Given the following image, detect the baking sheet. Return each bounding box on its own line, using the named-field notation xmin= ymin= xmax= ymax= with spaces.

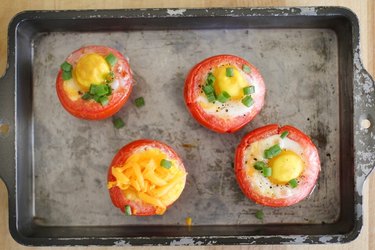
xmin=32 ymin=28 xmax=339 ymax=226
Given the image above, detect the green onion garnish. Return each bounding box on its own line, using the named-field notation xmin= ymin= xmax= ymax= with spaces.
xmin=160 ymin=159 xmax=172 ymax=169
xmin=134 ymin=97 xmax=145 ymax=107
xmin=289 ymin=179 xmax=298 ymax=188
xmin=280 ymin=131 xmax=289 ymax=139
xmin=226 ymin=67 xmax=234 ymax=77
xmin=206 ymin=73 xmax=216 ymax=85
xmin=124 ymin=205 xmax=132 ymax=215
xmin=217 ymin=91 xmax=231 ymax=103
xmin=81 ymin=93 xmax=92 ymax=100
xmin=112 ymin=117 xmax=125 ymax=129
xmin=264 ymin=144 xmax=282 ymax=159
xmin=105 ymin=53 xmax=118 ymax=67
xmin=89 ymin=84 xmax=110 ymax=96
xmin=82 ymin=84 xmax=112 ymax=106
xmin=206 ymin=93 xmax=216 ymax=103
xmin=105 ymin=71 xmax=115 ymax=83
xmin=242 ymin=64 xmax=251 ymax=73
xmin=243 ymin=86 xmax=255 ymax=95
xmin=254 ymin=161 xmax=267 ymax=171
xmin=61 ymin=61 xmax=72 ymax=72
xmin=241 ymin=95 xmax=254 ymax=107
xmin=262 ymin=167 xmax=272 ymax=177
xmin=99 ymin=96 xmax=109 ymax=106
xmin=203 ymin=84 xmax=214 ymax=95
xmin=255 ymin=210 xmax=264 ymax=220
xmin=62 ymin=70 xmax=72 ymax=80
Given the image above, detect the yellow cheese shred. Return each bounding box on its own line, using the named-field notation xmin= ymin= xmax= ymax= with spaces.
xmin=108 ymin=148 xmax=186 ymax=215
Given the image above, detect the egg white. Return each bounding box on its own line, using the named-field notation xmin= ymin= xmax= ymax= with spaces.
xmin=243 ymin=135 xmax=306 ymax=198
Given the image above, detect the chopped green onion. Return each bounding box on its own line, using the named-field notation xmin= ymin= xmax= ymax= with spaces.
xmin=160 ymin=159 xmax=172 ymax=169
xmin=105 ymin=53 xmax=118 ymax=67
xmin=254 ymin=161 xmax=267 ymax=171
xmin=99 ymin=96 xmax=109 ymax=106
xmin=280 ymin=131 xmax=289 ymax=139
xmin=262 ymin=167 xmax=272 ymax=177
xmin=134 ymin=97 xmax=145 ymax=107
xmin=289 ymin=179 xmax=298 ymax=188
xmin=206 ymin=93 xmax=216 ymax=103
xmin=242 ymin=95 xmax=254 ymax=107
xmin=90 ymin=84 xmax=110 ymax=96
xmin=206 ymin=72 xmax=216 ymax=85
xmin=62 ymin=70 xmax=72 ymax=80
xmin=93 ymin=95 xmax=101 ymax=103
xmin=226 ymin=67 xmax=234 ymax=77
xmin=105 ymin=71 xmax=115 ymax=83
xmin=107 ymin=84 xmax=113 ymax=95
xmin=243 ymin=86 xmax=255 ymax=95
xmin=217 ymin=91 xmax=231 ymax=103
xmin=264 ymin=144 xmax=282 ymax=159
xmin=242 ymin=64 xmax=251 ymax=73
xmin=203 ymin=84 xmax=214 ymax=95
xmin=124 ymin=205 xmax=132 ymax=215
xmin=255 ymin=210 xmax=264 ymax=220
xmin=81 ymin=93 xmax=92 ymax=100
xmin=61 ymin=61 xmax=72 ymax=72
xmin=112 ymin=117 xmax=125 ymax=129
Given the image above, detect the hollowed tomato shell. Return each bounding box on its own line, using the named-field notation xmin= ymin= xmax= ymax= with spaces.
xmin=235 ymin=124 xmax=321 ymax=207
xmin=56 ymin=45 xmax=133 ymax=120
xmin=184 ymin=54 xmax=265 ymax=133
xmin=107 ymin=139 xmax=186 ymax=216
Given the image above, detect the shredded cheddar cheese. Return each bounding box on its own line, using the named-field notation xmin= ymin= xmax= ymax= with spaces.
xmin=108 ymin=148 xmax=186 ymax=215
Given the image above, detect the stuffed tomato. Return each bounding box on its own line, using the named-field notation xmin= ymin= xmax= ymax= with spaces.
xmin=235 ymin=124 xmax=320 ymax=207
xmin=184 ymin=55 xmax=265 ymax=133
xmin=56 ymin=45 xmax=133 ymax=120
xmin=107 ymin=139 xmax=187 ymax=216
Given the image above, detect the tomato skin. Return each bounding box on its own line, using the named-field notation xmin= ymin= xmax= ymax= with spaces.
xmin=56 ymin=45 xmax=133 ymax=120
xmin=184 ymin=54 xmax=266 ymax=133
xmin=235 ymin=124 xmax=321 ymax=207
xmin=107 ymin=139 xmax=186 ymax=216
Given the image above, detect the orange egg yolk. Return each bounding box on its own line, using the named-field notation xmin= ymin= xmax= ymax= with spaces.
xmin=268 ymin=150 xmax=304 ymax=184
xmin=73 ymin=53 xmax=110 ymax=91
xmin=107 ymin=149 xmax=186 ymax=215
xmin=213 ymin=65 xmax=248 ymax=100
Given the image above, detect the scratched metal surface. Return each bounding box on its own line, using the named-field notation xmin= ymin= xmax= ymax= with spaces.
xmin=32 ymin=28 xmax=339 ymax=226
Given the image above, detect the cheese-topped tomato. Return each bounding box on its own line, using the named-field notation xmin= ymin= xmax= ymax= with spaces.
xmin=56 ymin=45 xmax=133 ymax=120
xmin=107 ymin=140 xmax=187 ymax=216
xmin=184 ymin=55 xmax=265 ymax=133
xmin=235 ymin=124 xmax=320 ymax=207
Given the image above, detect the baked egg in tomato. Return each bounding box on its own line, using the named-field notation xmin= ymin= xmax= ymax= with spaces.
xmin=56 ymin=45 xmax=133 ymax=120
xmin=107 ymin=140 xmax=187 ymax=216
xmin=235 ymin=124 xmax=320 ymax=207
xmin=184 ymin=55 xmax=265 ymax=133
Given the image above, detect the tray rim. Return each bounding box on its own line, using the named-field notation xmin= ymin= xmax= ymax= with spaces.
xmin=0 ymin=6 xmax=374 ymax=246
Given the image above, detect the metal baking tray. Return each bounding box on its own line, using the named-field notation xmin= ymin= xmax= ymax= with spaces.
xmin=0 ymin=7 xmax=375 ymax=246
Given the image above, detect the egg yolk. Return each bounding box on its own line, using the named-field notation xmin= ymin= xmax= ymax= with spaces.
xmin=108 ymin=148 xmax=186 ymax=215
xmin=268 ymin=150 xmax=304 ymax=185
xmin=73 ymin=53 xmax=110 ymax=91
xmin=213 ymin=65 xmax=248 ymax=100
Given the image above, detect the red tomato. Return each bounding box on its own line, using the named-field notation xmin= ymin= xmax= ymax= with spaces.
xmin=235 ymin=124 xmax=321 ymax=207
xmin=56 ymin=45 xmax=133 ymax=120
xmin=107 ymin=139 xmax=187 ymax=216
xmin=184 ymin=55 xmax=265 ymax=133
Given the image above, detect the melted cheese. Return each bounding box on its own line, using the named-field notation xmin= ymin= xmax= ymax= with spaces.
xmin=108 ymin=148 xmax=186 ymax=215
